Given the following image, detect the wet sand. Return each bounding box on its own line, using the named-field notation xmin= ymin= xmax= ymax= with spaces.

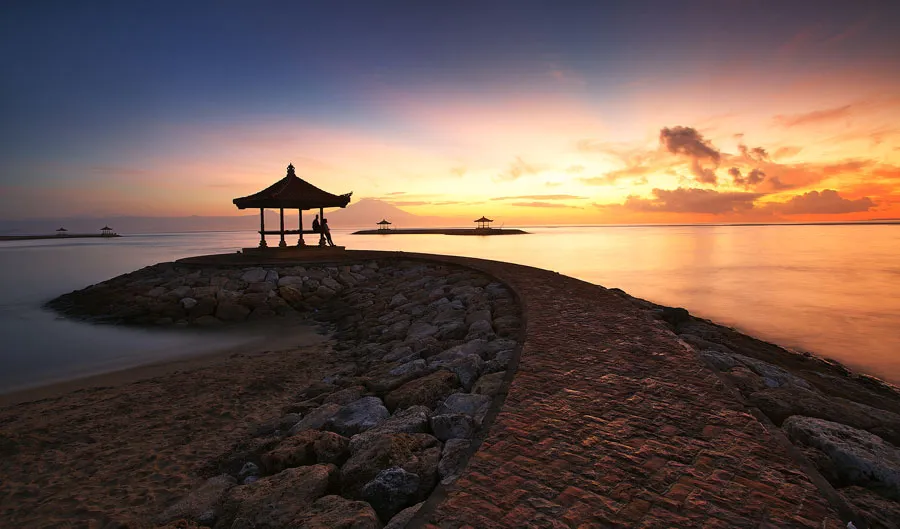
xmin=0 ymin=323 xmax=333 ymax=528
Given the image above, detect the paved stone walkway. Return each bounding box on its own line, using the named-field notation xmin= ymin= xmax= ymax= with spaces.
xmin=402 ymin=255 xmax=844 ymax=528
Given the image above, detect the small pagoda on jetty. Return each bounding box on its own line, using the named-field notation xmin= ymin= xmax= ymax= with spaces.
xmin=232 ymin=163 xmax=352 ymax=249
xmin=377 ymin=219 xmax=392 ymax=232
xmin=100 ymin=226 xmax=116 ymax=237
xmin=474 ymin=216 xmax=494 ymax=230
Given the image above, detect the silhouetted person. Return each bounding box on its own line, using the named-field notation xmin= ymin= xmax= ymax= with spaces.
xmin=311 ymin=214 xmax=320 ymax=233
xmin=322 ymin=218 xmax=336 ymax=246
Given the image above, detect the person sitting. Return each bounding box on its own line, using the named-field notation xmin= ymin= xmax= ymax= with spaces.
xmin=311 ymin=214 xmax=320 ymax=233
xmin=322 ymin=218 xmax=336 ymax=247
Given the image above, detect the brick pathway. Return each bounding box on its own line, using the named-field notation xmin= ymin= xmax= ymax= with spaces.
xmin=401 ymin=255 xmax=844 ymax=529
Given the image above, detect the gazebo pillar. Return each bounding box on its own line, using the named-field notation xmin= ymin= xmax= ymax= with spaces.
xmin=319 ymin=207 xmax=326 ymax=246
xmin=279 ymin=208 xmax=287 ymax=247
xmin=297 ymin=209 xmax=305 ymax=246
xmin=259 ymin=208 xmax=267 ymax=248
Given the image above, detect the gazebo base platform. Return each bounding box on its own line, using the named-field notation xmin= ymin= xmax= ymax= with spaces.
xmin=241 ymin=246 xmax=346 ymax=257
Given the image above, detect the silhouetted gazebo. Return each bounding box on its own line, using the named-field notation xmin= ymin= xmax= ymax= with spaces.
xmin=100 ymin=226 xmax=115 ymax=237
xmin=55 ymin=227 xmax=68 ymax=237
xmin=377 ymin=219 xmax=392 ymax=232
xmin=474 ymin=216 xmax=493 ymax=230
xmin=233 ymin=163 xmax=352 ymax=248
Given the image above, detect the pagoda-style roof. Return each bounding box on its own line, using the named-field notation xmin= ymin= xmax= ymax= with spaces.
xmin=233 ymin=164 xmax=352 ymax=210
xmin=474 ymin=216 xmax=493 ymax=223
xmin=377 ymin=219 xmax=392 ymax=225
xmin=56 ymin=227 xmax=67 ymax=231
xmin=101 ymin=226 xmax=112 ymax=230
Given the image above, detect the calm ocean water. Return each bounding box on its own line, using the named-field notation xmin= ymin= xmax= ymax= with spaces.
xmin=1 ymin=224 xmax=898 ymax=393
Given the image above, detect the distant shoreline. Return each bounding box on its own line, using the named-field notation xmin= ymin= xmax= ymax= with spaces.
xmin=351 ymin=227 xmax=529 ymax=236
xmin=0 ymin=234 xmax=121 ymax=241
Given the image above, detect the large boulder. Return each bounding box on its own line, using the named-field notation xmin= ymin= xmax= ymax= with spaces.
xmin=293 ymin=495 xmax=381 ymax=529
xmin=430 ymin=413 xmax=475 ymax=441
xmin=222 ymin=464 xmax=337 ymax=528
xmin=241 ymin=268 xmax=268 ymax=283
xmin=278 ymin=285 xmax=305 ymax=307
xmin=325 ymin=397 xmax=390 ymax=437
xmin=384 ymin=370 xmax=460 ymax=412
xmin=438 ymin=438 xmax=472 ymax=484
xmin=349 ymin=405 xmax=431 ymax=453
xmin=290 ymin=403 xmax=342 ymax=434
xmin=783 ymin=416 xmax=900 ymax=499
xmin=262 ymin=431 xmax=350 ymax=473
xmin=749 ymin=387 xmax=900 ymax=446
xmin=340 ymin=433 xmax=441 ymax=501
xmin=361 ymin=467 xmax=420 ymax=521
xmin=732 ymin=353 xmax=813 ymax=390
xmin=472 ymin=371 xmax=506 ymax=396
xmin=406 ymin=321 xmax=439 ymax=341
xmin=385 ymin=502 xmax=423 ymax=529
xmin=157 ymin=474 xmax=235 ymax=526
xmin=436 ymin=393 xmax=492 ymax=423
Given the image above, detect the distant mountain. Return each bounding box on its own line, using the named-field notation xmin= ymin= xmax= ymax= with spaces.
xmin=0 ymin=199 xmax=460 ymax=235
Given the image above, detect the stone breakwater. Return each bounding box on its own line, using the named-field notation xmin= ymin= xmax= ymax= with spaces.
xmin=46 ymin=258 xmax=523 ymax=528
xmin=38 ymin=251 xmax=900 ymax=528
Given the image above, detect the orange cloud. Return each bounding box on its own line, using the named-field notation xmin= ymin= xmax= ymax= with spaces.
xmin=774 ymin=105 xmax=853 ymax=127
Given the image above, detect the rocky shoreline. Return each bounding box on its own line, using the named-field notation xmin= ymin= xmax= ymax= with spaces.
xmin=7 ymin=252 xmax=900 ymax=527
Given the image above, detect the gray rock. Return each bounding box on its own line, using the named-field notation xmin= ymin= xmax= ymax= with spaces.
xmin=290 ymin=403 xmax=342 ymax=434
xmin=170 ymin=285 xmax=193 ymax=299
xmin=390 ymin=293 xmax=409 ymax=308
xmin=245 ymin=281 xmax=274 ymax=293
xmin=180 ymin=297 xmax=198 ymax=309
xmin=430 ymin=340 xmax=489 ymax=363
xmin=437 ymin=393 xmax=492 ymax=422
xmin=316 ymin=285 xmax=336 ymax=297
xmin=431 ymin=413 xmax=476 ymax=441
xmin=433 ymin=306 xmax=466 ymax=325
xmin=435 ymin=321 xmax=468 ymax=341
xmin=215 ymin=301 xmax=250 ymax=322
xmin=322 ymin=386 xmax=366 ymax=406
xmin=349 ymin=405 xmax=431 ymax=453
xmin=407 ymin=321 xmax=439 ymax=341
xmin=277 ymin=275 xmax=304 ymax=287
xmin=241 ymin=267 xmax=267 ymax=283
xmin=264 ymin=269 xmax=279 ymax=283
xmin=157 ymin=474 xmax=235 ymax=525
xmin=440 ymin=354 xmax=484 ymax=392
xmin=485 ymin=338 xmax=517 ymax=356
xmin=472 ymin=371 xmax=506 ymax=396
xmin=390 ymin=359 xmax=429 ymax=378
xmin=147 ymin=286 xmax=166 ymax=297
xmin=698 ymin=349 xmax=739 ymax=371
xmin=485 ymin=349 xmax=514 ymax=373
xmin=383 ymin=346 xmax=414 ymax=362
xmin=325 ymin=397 xmax=390 ymax=437
xmin=385 ymin=502 xmax=424 ymax=529
xmin=733 ymin=354 xmax=813 ymax=390
xmin=439 ymin=438 xmax=472 ymax=484
xmin=466 ymin=319 xmax=494 ymax=339
xmin=322 ymin=277 xmax=342 ymax=291
xmin=238 ymin=462 xmax=260 ymax=481
xmin=362 ymin=467 xmax=421 ymax=521
xmin=783 ymin=416 xmax=900 ymax=499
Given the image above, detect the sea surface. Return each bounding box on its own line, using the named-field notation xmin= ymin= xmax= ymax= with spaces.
xmin=1 ymin=224 xmax=899 ymax=393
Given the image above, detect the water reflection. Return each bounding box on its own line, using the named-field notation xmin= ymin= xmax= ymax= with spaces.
xmin=1 ymin=224 xmax=898 ymax=388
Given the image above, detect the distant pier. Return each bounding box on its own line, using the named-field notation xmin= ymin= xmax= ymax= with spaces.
xmin=351 ymin=228 xmax=528 ymax=236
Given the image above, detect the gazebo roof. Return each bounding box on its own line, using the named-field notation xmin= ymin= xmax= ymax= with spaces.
xmin=56 ymin=227 xmax=67 ymax=231
xmin=474 ymin=216 xmax=493 ymax=223
xmin=377 ymin=219 xmax=392 ymax=225
xmin=101 ymin=226 xmax=112 ymax=230
xmin=233 ymin=164 xmax=352 ymax=210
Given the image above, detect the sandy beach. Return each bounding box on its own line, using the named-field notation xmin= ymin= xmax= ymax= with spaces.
xmin=0 ymin=323 xmax=334 ymax=528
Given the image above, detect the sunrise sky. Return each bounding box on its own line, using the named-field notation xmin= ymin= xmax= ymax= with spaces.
xmin=2 ymin=1 xmax=899 ymax=225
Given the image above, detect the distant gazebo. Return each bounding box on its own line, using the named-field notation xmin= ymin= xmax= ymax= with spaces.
xmin=233 ymin=163 xmax=352 ymax=248
xmin=100 ymin=226 xmax=115 ymax=237
xmin=55 ymin=227 xmax=68 ymax=237
xmin=377 ymin=219 xmax=392 ymax=232
xmin=474 ymin=216 xmax=494 ymax=230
